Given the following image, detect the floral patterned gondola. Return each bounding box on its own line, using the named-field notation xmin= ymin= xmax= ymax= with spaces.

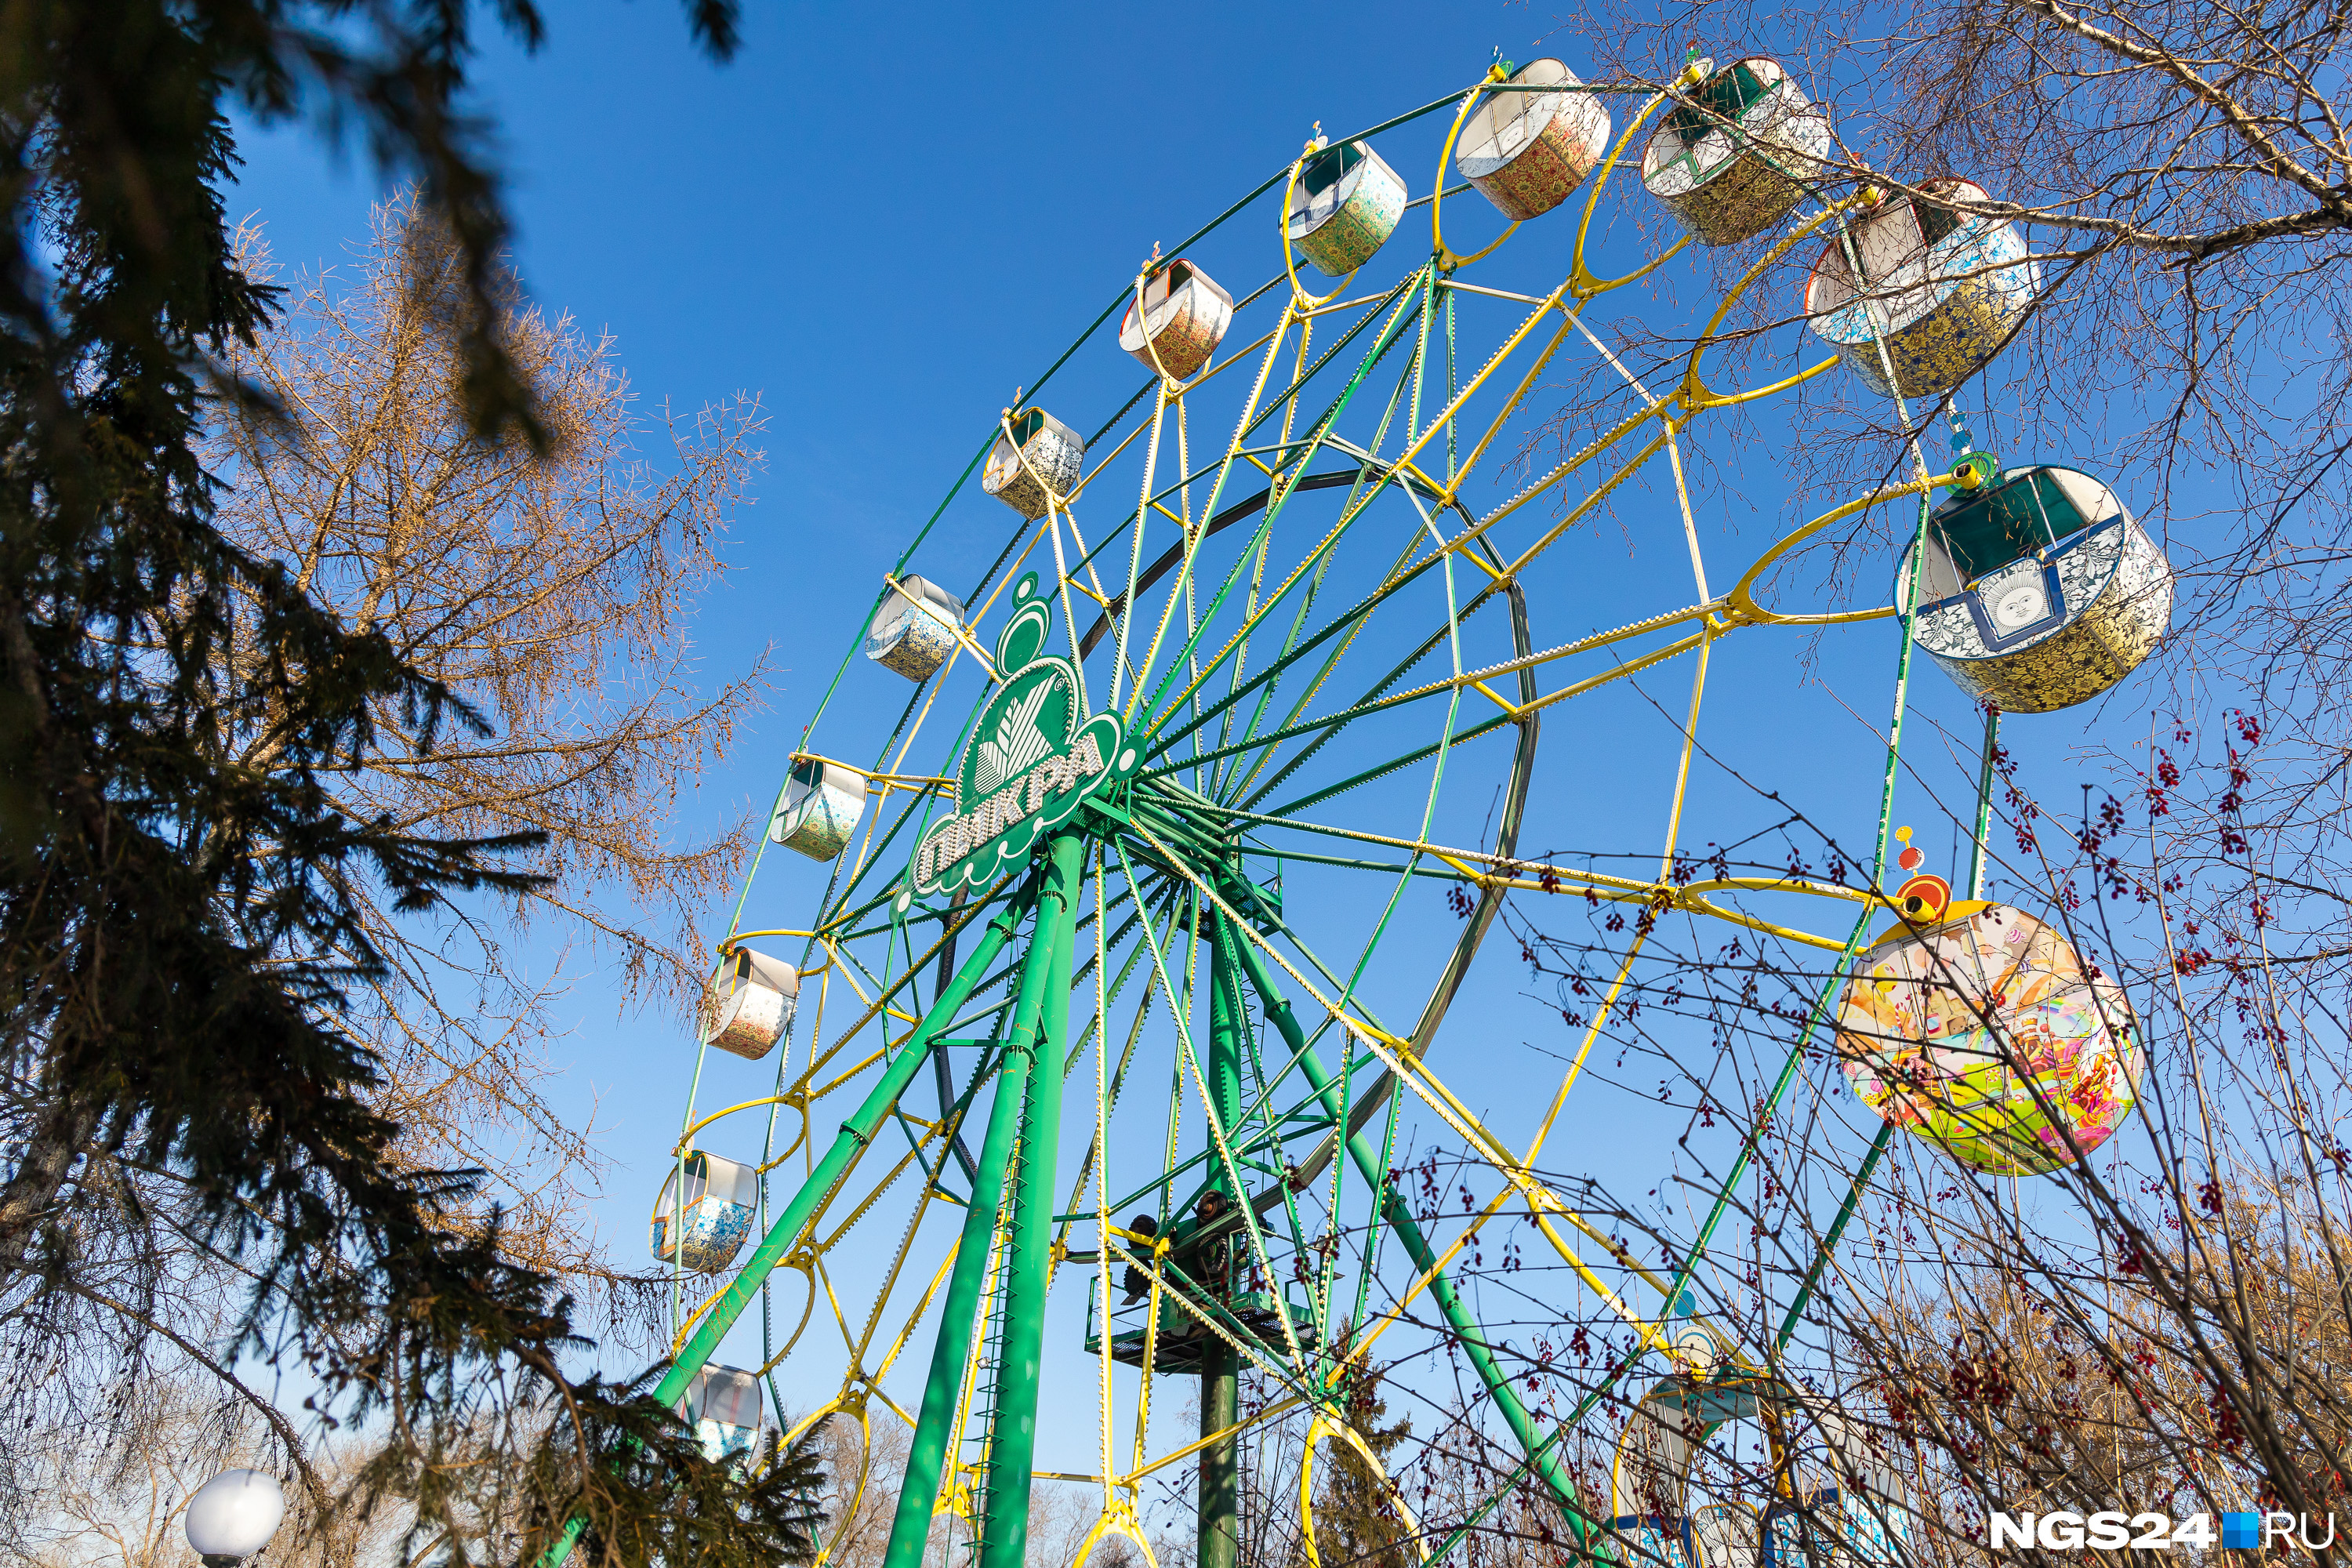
xmin=1455 ymin=57 xmax=1613 ymax=222
xmin=1901 ymin=464 xmax=2173 ymax=713
xmin=649 ymin=1149 xmax=761 ymax=1273
xmin=1642 ymin=57 xmax=1832 ymax=247
xmin=1119 ymin=260 xmax=1235 ymax=381
xmin=769 ymin=757 xmax=867 ymax=862
xmin=1806 ymin=179 xmax=2040 ymax=400
xmin=702 ymin=946 xmax=798 ymax=1060
xmin=1287 ymin=140 xmax=1408 ymax=277
xmin=680 ymin=1363 xmax=764 ymax=1465
xmin=982 ymin=407 xmax=1085 ymax=519
xmin=867 ymin=574 xmax=968 ymax=682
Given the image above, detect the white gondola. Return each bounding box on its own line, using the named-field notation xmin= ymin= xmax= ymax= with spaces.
xmin=1455 ymin=58 xmax=1613 ymax=222
xmin=648 ymin=1149 xmax=760 ymax=1274
xmin=769 ymin=757 xmax=868 ymax=862
xmin=1642 ymin=57 xmax=1833 ymax=247
xmin=866 ymin=575 xmax=967 ymax=682
xmin=1761 ymin=1492 xmax=1908 ymax=1568
xmin=982 ymin=408 xmax=1085 ymax=519
xmin=1806 ymin=179 xmax=2041 ymax=400
xmin=1902 ymin=464 xmax=2174 ymax=713
xmin=1693 ymin=1502 xmax=1762 ymax=1568
xmin=1286 ymin=140 xmax=1407 ymax=277
xmin=1759 ymin=1402 xmax=1915 ymax=1568
xmin=703 ymin=946 xmax=798 ymax=1059
xmin=679 ymin=1363 xmax=764 ymax=1466
xmin=1120 ymin=260 xmax=1235 ymax=381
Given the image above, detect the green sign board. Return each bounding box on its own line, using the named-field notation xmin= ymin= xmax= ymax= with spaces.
xmin=909 ymin=575 xmax=1138 ymax=897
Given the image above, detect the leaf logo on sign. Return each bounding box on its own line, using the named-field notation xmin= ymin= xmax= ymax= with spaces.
xmin=906 ymin=575 xmax=1141 ymax=899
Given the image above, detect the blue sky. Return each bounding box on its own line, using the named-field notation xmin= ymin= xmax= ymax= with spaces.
xmin=231 ymin=0 xmax=2192 ymax=1523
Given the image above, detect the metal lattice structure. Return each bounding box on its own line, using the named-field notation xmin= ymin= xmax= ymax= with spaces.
xmin=539 ymin=47 xmax=2170 ymax=1568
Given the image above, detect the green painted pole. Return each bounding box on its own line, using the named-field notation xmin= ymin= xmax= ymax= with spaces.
xmin=536 ymin=885 xmax=1037 ymax=1568
xmin=1773 ymin=1120 xmax=1895 ymax=1352
xmin=1220 ymin=928 xmax=1608 ymax=1552
xmin=880 ymin=853 xmax=1076 ymax=1568
xmin=1196 ymin=924 xmax=1249 ymax=1568
xmin=977 ymin=832 xmax=1086 ymax=1568
xmin=1968 ymin=705 xmax=2001 ymax=900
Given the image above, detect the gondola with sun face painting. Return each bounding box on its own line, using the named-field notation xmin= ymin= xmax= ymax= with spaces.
xmin=1834 ymin=888 xmax=2143 ymax=1176
xmin=1901 ymin=462 xmax=2173 ymax=714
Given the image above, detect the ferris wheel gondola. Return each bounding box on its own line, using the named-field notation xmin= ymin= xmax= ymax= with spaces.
xmin=1806 ymin=178 xmax=2041 ymax=400
xmin=1902 ymin=463 xmax=2174 ymax=713
xmin=866 ymin=574 xmax=968 ymax=682
xmin=982 ymin=407 xmax=1085 ymax=518
xmin=1642 ymin=56 xmax=1833 ymax=246
xmin=1454 ymin=58 xmax=1613 ymax=221
xmin=650 ymin=1149 xmax=761 ymax=1274
xmin=1120 ymin=259 xmax=1236 ymax=381
xmin=1285 ymin=139 xmax=1408 ymax=275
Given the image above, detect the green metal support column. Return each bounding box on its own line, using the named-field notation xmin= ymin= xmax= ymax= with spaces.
xmin=882 ymin=842 xmax=1081 ymax=1568
xmin=1779 ymin=707 xmax=2004 ymax=1352
xmin=1196 ymin=918 xmax=1249 ymax=1568
xmin=977 ymin=831 xmax=1086 ymax=1568
xmin=537 ymin=884 xmax=1039 ymax=1568
xmin=1221 ymin=925 xmax=1607 ymax=1552
xmin=1968 ymin=705 xmax=2001 ymax=900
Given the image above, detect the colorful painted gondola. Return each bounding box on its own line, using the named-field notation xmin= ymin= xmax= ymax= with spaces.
xmin=649 ymin=1149 xmax=761 ymax=1274
xmin=1835 ymin=901 xmax=2144 ymax=1175
xmin=1903 ymin=464 xmax=2174 ymax=713
xmin=769 ymin=757 xmax=867 ymax=862
xmin=1807 ymin=179 xmax=2040 ymax=399
xmin=867 ymin=574 xmax=968 ymax=682
xmin=1642 ymin=57 xmax=1832 ymax=246
xmin=1456 ymin=58 xmax=1613 ymax=221
xmin=1287 ymin=140 xmax=1408 ymax=276
xmin=703 ymin=946 xmax=798 ymax=1059
xmin=1120 ymin=260 xmax=1235 ymax=380
xmin=679 ymin=1363 xmax=764 ymax=1465
xmin=982 ymin=408 xmax=1086 ymax=519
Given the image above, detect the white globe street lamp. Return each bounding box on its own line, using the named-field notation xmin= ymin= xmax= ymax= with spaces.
xmin=183 ymin=1469 xmax=285 ymax=1567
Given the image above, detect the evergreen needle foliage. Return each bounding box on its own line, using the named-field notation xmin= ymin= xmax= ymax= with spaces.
xmin=0 ymin=3 xmax=820 ymax=1563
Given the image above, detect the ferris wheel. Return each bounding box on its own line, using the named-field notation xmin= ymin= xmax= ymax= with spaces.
xmin=554 ymin=45 xmax=2177 ymax=1568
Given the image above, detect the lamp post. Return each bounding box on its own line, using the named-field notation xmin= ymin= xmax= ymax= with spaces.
xmin=184 ymin=1470 xmax=285 ymax=1568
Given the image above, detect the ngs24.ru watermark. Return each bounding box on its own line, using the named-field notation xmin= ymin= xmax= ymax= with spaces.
xmin=1988 ymin=1512 xmax=2336 ymax=1551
